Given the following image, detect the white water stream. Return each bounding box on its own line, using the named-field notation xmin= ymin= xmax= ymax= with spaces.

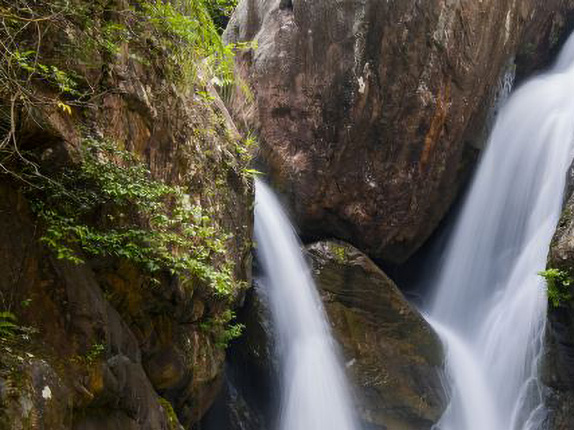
xmin=254 ymin=179 xmax=359 ymax=430
xmin=427 ymin=33 xmax=574 ymax=430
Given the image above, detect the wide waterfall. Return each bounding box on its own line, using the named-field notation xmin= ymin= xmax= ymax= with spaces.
xmin=426 ymin=34 xmax=574 ymax=430
xmin=254 ymin=179 xmax=359 ymax=430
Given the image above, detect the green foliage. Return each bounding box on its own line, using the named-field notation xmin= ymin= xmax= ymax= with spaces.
xmin=30 ymin=139 xmax=237 ymax=295
xmin=235 ymin=132 xmax=261 ymax=178
xmin=72 ymin=341 xmax=106 ymax=365
xmin=20 ymin=299 xmax=32 ymax=309
xmin=85 ymin=343 xmax=105 ymax=363
xmin=0 ymin=312 xmax=18 ymax=339
xmin=0 ymin=0 xmax=240 ymax=175
xmin=217 ymin=310 xmax=244 ymax=347
xmin=205 ymin=0 xmax=238 ymax=32
xmin=12 ymin=50 xmax=81 ymax=97
xmin=219 ymin=320 xmax=245 ymax=348
xmin=100 ymin=22 xmax=131 ymax=56
xmin=242 ymin=168 xmax=264 ymax=177
xmin=200 ymin=309 xmax=244 ymax=348
xmin=0 ymin=0 xmax=248 ymax=295
xmin=142 ymin=0 xmax=235 ymax=86
xmin=73 ymin=342 xmax=106 ymax=364
xmin=539 ymin=268 xmax=573 ymax=307
xmin=330 ymin=243 xmax=348 ymax=264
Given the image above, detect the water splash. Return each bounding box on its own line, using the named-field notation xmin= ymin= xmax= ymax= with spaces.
xmin=426 ymin=32 xmax=574 ymax=430
xmin=254 ymin=179 xmax=359 ymax=430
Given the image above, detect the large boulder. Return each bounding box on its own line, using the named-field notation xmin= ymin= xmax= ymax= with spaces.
xmin=225 ymin=0 xmax=574 ymax=263
xmin=308 ymin=241 xmax=445 ymax=430
xmin=218 ymin=240 xmax=445 ymax=430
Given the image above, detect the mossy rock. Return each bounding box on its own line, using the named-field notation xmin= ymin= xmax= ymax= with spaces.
xmin=307 ymin=240 xmax=446 ymax=430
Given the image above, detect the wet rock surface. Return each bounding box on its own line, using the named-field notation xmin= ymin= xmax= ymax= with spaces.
xmin=199 ymin=283 xmax=278 ymax=430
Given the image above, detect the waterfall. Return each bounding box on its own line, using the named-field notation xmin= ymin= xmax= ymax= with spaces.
xmin=426 ymin=33 xmax=574 ymax=430
xmin=254 ymin=179 xmax=359 ymax=430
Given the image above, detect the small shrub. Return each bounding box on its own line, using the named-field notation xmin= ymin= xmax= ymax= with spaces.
xmin=200 ymin=309 xmax=244 ymax=348
xmin=85 ymin=343 xmax=106 ymax=363
xmin=29 ymin=139 xmax=238 ymax=296
xmin=0 ymin=312 xmax=18 ymax=339
xmin=142 ymin=0 xmax=235 ymax=85
xmin=539 ymin=268 xmax=573 ymax=307
xmin=71 ymin=341 xmax=106 ymax=365
xmin=219 ymin=320 xmax=245 ymax=348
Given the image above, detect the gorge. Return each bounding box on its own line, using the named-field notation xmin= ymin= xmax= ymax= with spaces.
xmin=3 ymin=1 xmax=574 ymax=430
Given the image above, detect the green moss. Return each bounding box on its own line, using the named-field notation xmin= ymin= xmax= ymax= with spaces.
xmin=330 ymin=243 xmax=348 ymax=264
xmin=158 ymin=397 xmax=180 ymax=430
xmin=549 ymin=20 xmax=563 ymax=48
xmin=519 ymin=42 xmax=537 ymax=60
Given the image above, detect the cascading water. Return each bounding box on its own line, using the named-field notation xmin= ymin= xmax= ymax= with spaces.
xmin=426 ymin=33 xmax=574 ymax=430
xmin=253 ymin=179 xmax=358 ymax=430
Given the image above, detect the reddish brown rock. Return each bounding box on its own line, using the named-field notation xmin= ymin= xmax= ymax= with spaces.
xmin=226 ymin=0 xmax=574 ymax=263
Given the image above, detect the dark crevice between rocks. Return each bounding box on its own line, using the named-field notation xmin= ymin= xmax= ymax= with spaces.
xmin=197 ymin=364 xmax=268 ymax=430
xmin=279 ymin=0 xmax=293 ymax=11
xmin=376 ymin=156 xmax=480 ymax=307
xmin=198 ymin=275 xmax=279 ymax=430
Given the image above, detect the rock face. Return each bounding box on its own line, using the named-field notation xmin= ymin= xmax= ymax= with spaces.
xmin=0 ymin=1 xmax=253 ymax=429
xmin=0 ymin=184 xmax=174 ymax=430
xmin=225 ymin=0 xmax=574 ymax=263
xmin=544 ymin=186 xmax=574 ymax=430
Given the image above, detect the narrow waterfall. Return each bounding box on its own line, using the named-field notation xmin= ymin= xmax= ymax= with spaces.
xmin=426 ymin=34 xmax=574 ymax=430
xmin=254 ymin=179 xmax=358 ymax=430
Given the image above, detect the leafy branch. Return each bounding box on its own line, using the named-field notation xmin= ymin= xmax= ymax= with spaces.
xmin=539 ymin=268 xmax=573 ymax=307
xmin=29 ymin=139 xmax=240 ymax=296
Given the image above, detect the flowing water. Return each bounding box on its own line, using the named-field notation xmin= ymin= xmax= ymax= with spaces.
xmin=426 ymin=33 xmax=574 ymax=430
xmin=254 ymin=179 xmax=359 ymax=430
